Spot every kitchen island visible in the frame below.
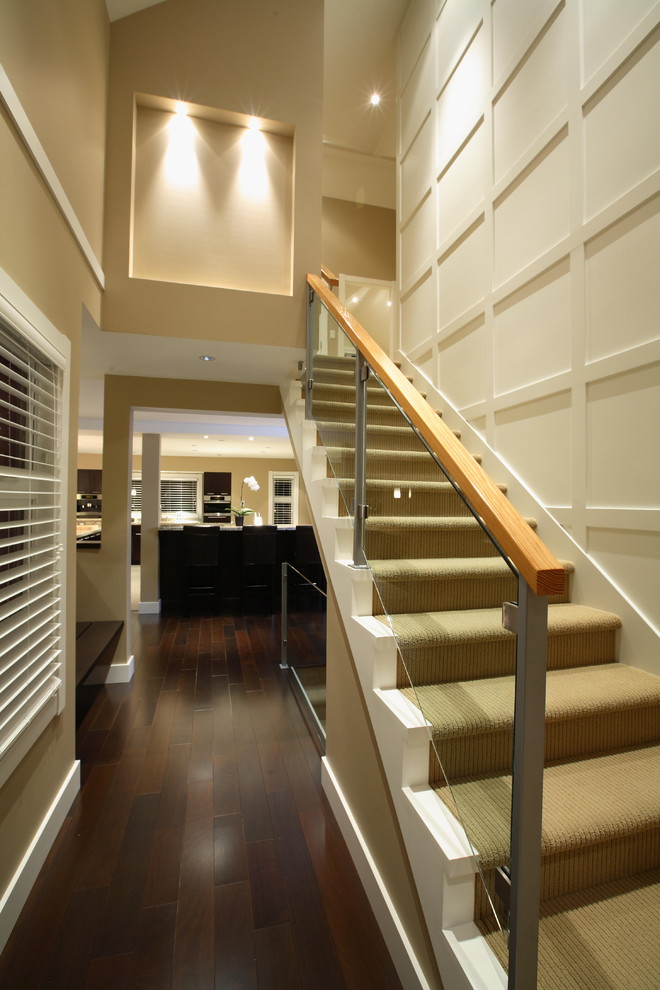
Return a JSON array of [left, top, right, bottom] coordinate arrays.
[[158, 524, 324, 613]]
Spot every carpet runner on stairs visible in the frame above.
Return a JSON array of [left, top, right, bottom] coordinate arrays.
[[311, 354, 660, 989]]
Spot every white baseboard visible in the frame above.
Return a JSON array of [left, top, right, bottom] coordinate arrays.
[[0, 760, 80, 954], [84, 654, 135, 685], [321, 758, 434, 990], [138, 600, 161, 614]]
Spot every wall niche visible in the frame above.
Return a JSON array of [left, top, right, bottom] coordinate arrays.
[[131, 95, 294, 296]]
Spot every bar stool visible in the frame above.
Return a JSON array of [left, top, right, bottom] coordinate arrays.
[[183, 526, 219, 613], [241, 525, 278, 613]]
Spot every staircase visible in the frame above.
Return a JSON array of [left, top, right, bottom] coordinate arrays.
[[285, 350, 660, 990]]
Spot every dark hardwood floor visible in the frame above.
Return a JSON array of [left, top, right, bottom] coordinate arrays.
[[0, 611, 403, 990]]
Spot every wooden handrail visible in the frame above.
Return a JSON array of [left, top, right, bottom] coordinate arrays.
[[307, 273, 565, 597], [320, 265, 339, 288]]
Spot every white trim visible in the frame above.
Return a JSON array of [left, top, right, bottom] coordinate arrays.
[[84, 654, 135, 685], [0, 63, 105, 288], [138, 600, 161, 614], [0, 760, 80, 954], [0, 267, 71, 785], [268, 470, 299, 526], [321, 758, 434, 990]]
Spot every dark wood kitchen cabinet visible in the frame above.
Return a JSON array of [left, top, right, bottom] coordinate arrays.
[[202, 472, 231, 496], [77, 469, 102, 494], [131, 524, 141, 565]]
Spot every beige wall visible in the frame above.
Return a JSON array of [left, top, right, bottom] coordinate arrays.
[[325, 594, 442, 988], [0, 0, 108, 909], [322, 196, 396, 281], [397, 0, 660, 638], [102, 0, 323, 345], [0, 0, 108, 260]]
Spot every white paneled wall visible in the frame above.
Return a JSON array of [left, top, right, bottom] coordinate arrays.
[[397, 0, 660, 633]]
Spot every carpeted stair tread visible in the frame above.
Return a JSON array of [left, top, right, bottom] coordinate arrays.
[[436, 745, 660, 871], [382, 603, 622, 648], [480, 869, 660, 989], [401, 663, 660, 740], [369, 555, 565, 582], [325, 446, 483, 481], [310, 381, 400, 405], [366, 515, 532, 531], [316, 419, 459, 450], [313, 400, 443, 423], [335, 478, 500, 495]]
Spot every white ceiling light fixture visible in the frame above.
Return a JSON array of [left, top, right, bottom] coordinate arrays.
[[199, 354, 215, 362], [369, 93, 381, 106]]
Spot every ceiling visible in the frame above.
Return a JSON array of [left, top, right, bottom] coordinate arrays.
[[91, 0, 407, 461]]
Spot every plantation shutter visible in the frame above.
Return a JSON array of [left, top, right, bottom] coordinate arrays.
[[131, 480, 142, 515], [131, 476, 200, 518], [0, 318, 63, 765], [272, 475, 294, 525], [159, 478, 197, 515]]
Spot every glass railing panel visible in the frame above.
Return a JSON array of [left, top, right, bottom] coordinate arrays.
[[359, 367, 513, 951], [280, 562, 327, 742], [309, 313, 360, 522]]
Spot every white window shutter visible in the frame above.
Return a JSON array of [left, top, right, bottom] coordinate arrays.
[[0, 318, 63, 771]]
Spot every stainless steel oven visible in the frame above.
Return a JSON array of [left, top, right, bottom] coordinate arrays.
[[203, 494, 231, 522]]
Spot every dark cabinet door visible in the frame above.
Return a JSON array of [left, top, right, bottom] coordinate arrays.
[[131, 525, 141, 565], [77, 469, 88, 494], [77, 468, 102, 494], [203, 472, 231, 495]]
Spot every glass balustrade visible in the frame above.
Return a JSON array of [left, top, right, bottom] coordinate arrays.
[[280, 562, 327, 745], [306, 290, 550, 980]]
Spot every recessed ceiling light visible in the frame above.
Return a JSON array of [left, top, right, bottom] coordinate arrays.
[[199, 354, 215, 362], [248, 436, 254, 441], [370, 93, 381, 106], [203, 435, 209, 439], [352, 295, 359, 304], [175, 101, 189, 116]]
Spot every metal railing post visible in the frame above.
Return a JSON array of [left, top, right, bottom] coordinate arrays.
[[305, 285, 314, 421], [503, 580, 548, 989], [352, 350, 368, 568], [280, 563, 289, 668]]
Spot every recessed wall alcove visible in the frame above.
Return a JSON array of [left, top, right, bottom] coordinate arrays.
[[130, 94, 294, 295]]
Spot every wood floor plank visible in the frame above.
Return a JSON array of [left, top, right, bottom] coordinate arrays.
[[214, 881, 258, 990], [136, 689, 178, 794], [253, 923, 303, 990], [76, 726, 151, 889], [213, 753, 240, 817], [231, 685, 274, 843], [246, 838, 290, 930], [300, 807, 403, 990], [190, 708, 214, 783], [213, 812, 248, 886], [131, 902, 176, 990], [211, 675, 234, 757], [195, 652, 213, 710], [267, 788, 346, 990], [37, 885, 108, 990], [155, 741, 191, 830], [172, 782, 215, 990], [142, 826, 183, 908], [92, 792, 160, 958], [83, 953, 132, 989]]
